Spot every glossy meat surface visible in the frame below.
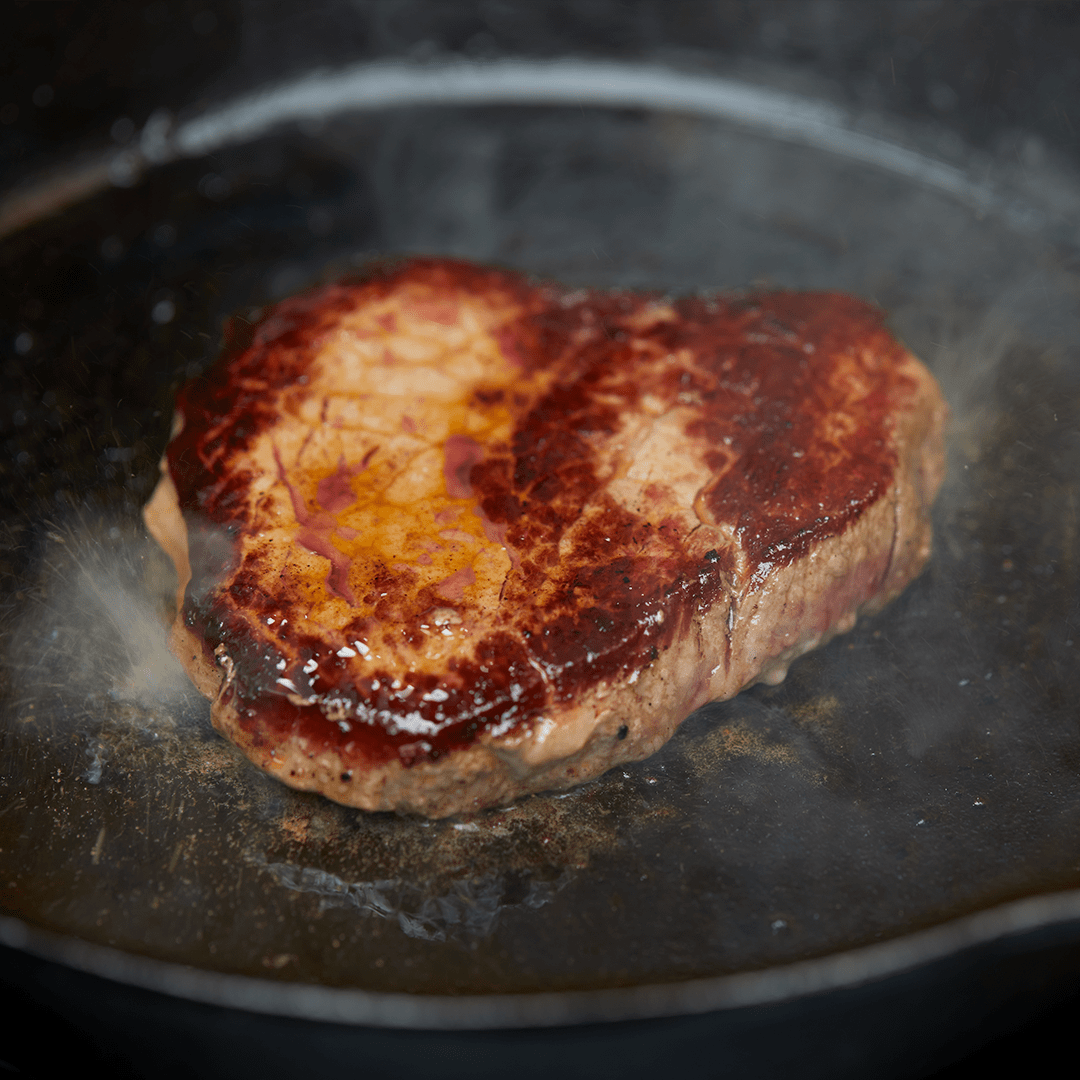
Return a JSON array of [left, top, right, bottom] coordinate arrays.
[[145, 258, 947, 816]]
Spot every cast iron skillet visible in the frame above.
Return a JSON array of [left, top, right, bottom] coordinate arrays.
[[2, 58, 1080, 1077]]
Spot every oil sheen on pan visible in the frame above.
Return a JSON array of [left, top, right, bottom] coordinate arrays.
[[143, 257, 947, 817]]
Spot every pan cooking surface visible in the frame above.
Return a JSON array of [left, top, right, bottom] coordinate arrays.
[[2, 89, 1079, 1010]]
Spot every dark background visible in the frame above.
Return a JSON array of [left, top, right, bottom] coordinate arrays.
[[2, 3, 1080, 1078]]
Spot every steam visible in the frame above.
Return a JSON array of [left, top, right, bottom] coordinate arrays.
[[876, 268, 1080, 761], [907, 272, 1077, 470], [5, 517, 194, 725]]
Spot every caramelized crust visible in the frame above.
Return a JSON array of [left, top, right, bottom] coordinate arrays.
[[145, 258, 947, 816]]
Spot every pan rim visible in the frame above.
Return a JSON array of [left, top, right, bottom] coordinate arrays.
[[4, 53, 1079, 1030], [0, 55, 1054, 244], [4, 888, 1080, 1029]]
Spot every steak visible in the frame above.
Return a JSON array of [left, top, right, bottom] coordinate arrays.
[[144, 257, 947, 817]]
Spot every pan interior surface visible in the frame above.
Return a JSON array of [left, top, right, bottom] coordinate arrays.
[[1, 70, 1079, 1019]]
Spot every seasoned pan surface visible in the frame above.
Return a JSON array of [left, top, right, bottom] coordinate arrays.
[[2, 74, 1079, 1014]]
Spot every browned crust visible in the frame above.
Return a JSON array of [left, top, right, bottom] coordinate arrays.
[[151, 366, 944, 817], [145, 260, 947, 817]]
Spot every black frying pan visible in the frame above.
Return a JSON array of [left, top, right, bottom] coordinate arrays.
[[2, 6, 1080, 1078]]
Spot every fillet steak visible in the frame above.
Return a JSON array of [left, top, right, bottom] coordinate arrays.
[[144, 257, 947, 817]]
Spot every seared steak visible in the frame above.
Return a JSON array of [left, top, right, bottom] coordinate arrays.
[[144, 257, 947, 817]]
